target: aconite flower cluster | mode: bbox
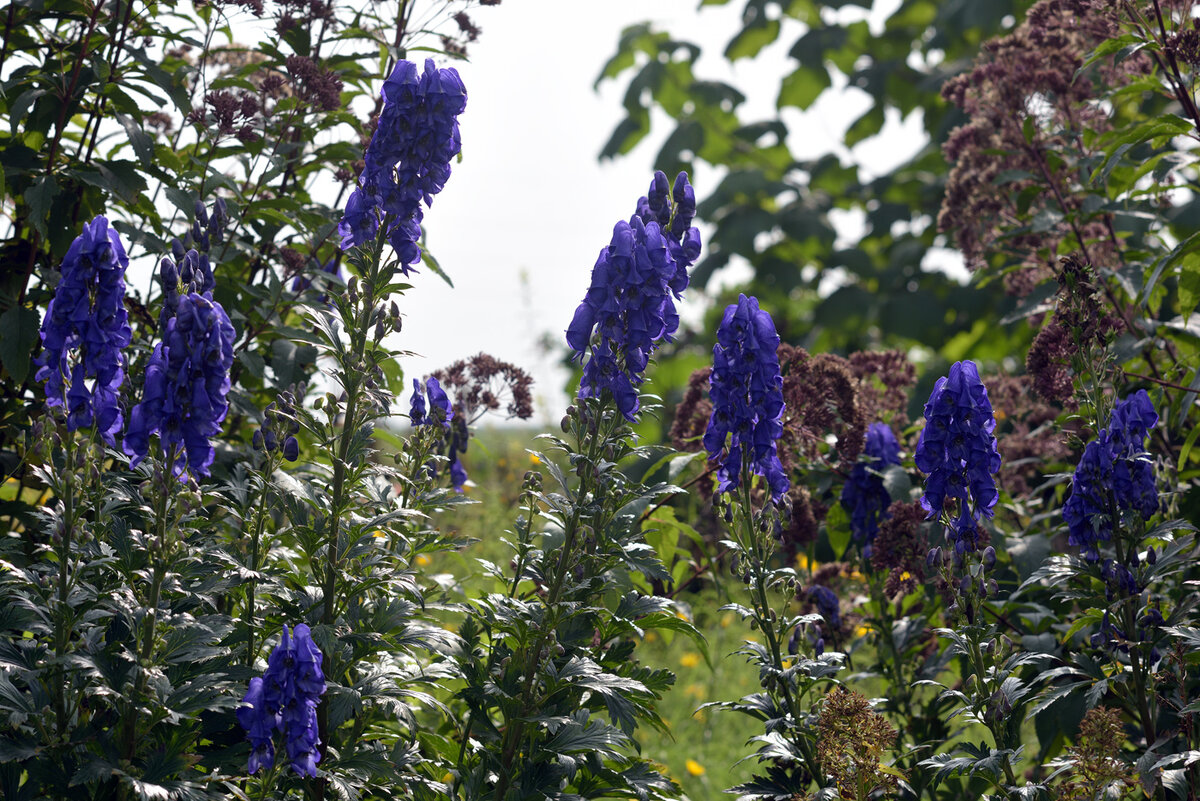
[339,58,467,272]
[1064,390,1158,561]
[566,171,701,420]
[914,360,1001,558]
[238,624,327,777]
[703,294,788,500]
[841,422,901,557]
[124,292,236,478]
[35,215,133,444]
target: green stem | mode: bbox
[736,474,822,789]
[244,455,275,665]
[53,434,78,738]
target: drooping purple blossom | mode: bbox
[914,360,1001,557]
[409,377,452,429]
[702,294,788,500]
[35,215,133,445]
[239,624,327,777]
[566,171,701,421]
[339,59,467,275]
[840,423,902,557]
[123,293,235,478]
[1063,390,1158,561]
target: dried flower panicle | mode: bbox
[871,501,928,599]
[985,372,1074,496]
[816,686,901,800]
[848,349,917,428]
[778,345,866,468]
[1058,707,1137,801]
[939,0,1142,294]
[1027,255,1123,403]
[431,352,534,424]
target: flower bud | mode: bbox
[982,546,996,570]
[282,436,300,462]
[1147,546,1157,565]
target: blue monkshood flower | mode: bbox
[702,294,789,500]
[124,293,236,477]
[237,677,277,774]
[447,415,469,491]
[409,377,452,429]
[239,624,327,777]
[35,215,133,444]
[339,59,467,274]
[840,422,902,556]
[1063,390,1158,561]
[809,585,841,629]
[914,360,1001,556]
[261,624,327,778]
[567,171,702,421]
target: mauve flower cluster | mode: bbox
[339,59,467,273]
[124,293,236,477]
[703,294,788,500]
[938,0,1137,295]
[1063,390,1158,561]
[35,215,133,444]
[840,423,901,558]
[914,360,1001,558]
[567,171,701,420]
[238,624,327,777]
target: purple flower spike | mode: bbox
[568,171,701,421]
[339,59,467,274]
[35,215,133,445]
[1064,390,1158,561]
[703,294,788,500]
[123,293,235,478]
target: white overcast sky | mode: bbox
[402,0,943,426]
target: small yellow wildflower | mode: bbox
[899,570,912,582]
[372,530,386,539]
[529,453,541,465]
[643,631,658,643]
[498,457,507,468]
[679,652,701,669]
[720,612,734,628]
[781,658,793,669]
[443,772,454,783]
[415,554,432,567]
[685,759,705,777]
[854,623,871,639]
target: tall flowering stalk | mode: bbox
[1063,389,1163,748]
[450,174,703,801]
[35,214,132,444]
[914,360,1023,794]
[702,296,839,797]
[567,170,700,420]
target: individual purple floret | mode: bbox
[35,215,133,445]
[702,294,789,500]
[239,624,327,778]
[914,360,1001,557]
[567,171,701,421]
[339,59,467,274]
[809,585,841,628]
[1063,390,1158,561]
[409,377,453,429]
[237,677,277,774]
[123,293,235,478]
[840,422,902,557]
